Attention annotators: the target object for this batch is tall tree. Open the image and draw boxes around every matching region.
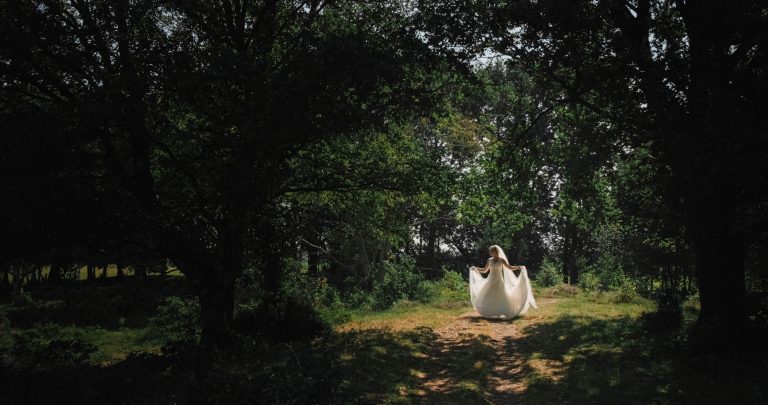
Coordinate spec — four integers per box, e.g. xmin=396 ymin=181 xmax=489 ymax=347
xmin=1 ymin=0 xmax=451 ymax=347
xmin=419 ymin=0 xmax=768 ymax=342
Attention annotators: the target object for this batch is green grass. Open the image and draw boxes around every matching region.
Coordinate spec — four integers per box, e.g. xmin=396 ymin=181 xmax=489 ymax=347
xmin=335 ymin=299 xmax=472 ymax=331
xmin=300 ymin=291 xmax=765 ymax=404
xmin=310 ymin=292 xmax=663 ymax=404
xmin=2 ymin=286 xmax=765 ymax=404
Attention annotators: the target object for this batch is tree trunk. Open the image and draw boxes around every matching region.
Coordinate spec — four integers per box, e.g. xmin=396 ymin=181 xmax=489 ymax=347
xmin=561 ymin=230 xmax=571 ymax=284
xmin=691 ymin=225 xmax=750 ymax=344
xmin=11 ymin=264 xmax=22 ymax=294
xmin=87 ymin=264 xmax=96 ymax=281
xmin=116 ymin=262 xmax=124 ymax=279
xmin=0 ymin=268 xmax=9 ymax=288
xmin=357 ymin=232 xmax=372 ymax=286
xmin=308 ymin=247 xmax=320 ymax=275
xmin=197 ymin=272 xmax=237 ymax=349
xmin=426 ymin=221 xmax=437 ymax=270
xmin=48 ymin=263 xmax=62 ymax=282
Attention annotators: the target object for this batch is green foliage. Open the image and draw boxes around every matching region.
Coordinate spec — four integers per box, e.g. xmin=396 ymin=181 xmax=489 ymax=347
xmin=146 ymin=296 xmax=201 ymax=345
xmin=234 ymin=295 xmax=330 ymax=342
xmin=417 ymin=269 xmax=469 ymax=304
xmin=280 ymin=259 xmax=336 ymax=308
xmin=234 ymin=261 xmax=331 ymax=341
xmin=317 ymin=294 xmax=353 ymax=325
xmin=611 ymin=282 xmax=641 ymax=304
xmin=578 ymin=271 xmax=601 ymax=293
xmin=580 ymin=254 xmax=635 ymax=292
xmin=11 ymin=290 xmax=34 ymax=307
xmin=2 ymin=324 xmax=96 ymax=373
xmin=641 ymin=288 xmax=685 ymax=336
xmin=535 ymin=258 xmax=562 ymax=288
xmin=343 ymin=287 xmax=376 ymax=309
xmin=371 ymin=255 xmax=425 ymax=310
xmin=541 ymin=283 xmax=581 ymax=298
xmin=6 ymin=298 xmax=66 ymax=328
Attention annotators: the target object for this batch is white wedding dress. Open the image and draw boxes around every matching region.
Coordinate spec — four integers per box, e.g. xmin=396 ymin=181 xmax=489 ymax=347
xmin=469 ymin=258 xmax=538 ymax=318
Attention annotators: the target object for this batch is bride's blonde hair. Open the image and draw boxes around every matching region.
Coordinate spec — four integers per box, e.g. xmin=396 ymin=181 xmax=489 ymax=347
xmin=488 ymin=245 xmax=509 ymax=264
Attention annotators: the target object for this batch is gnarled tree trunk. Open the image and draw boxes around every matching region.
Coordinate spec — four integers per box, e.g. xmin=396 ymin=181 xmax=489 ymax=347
xmin=691 ymin=222 xmax=750 ymax=343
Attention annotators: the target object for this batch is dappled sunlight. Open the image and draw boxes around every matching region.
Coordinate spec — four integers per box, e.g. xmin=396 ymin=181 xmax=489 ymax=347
xmin=307 ymin=295 xmax=755 ymax=404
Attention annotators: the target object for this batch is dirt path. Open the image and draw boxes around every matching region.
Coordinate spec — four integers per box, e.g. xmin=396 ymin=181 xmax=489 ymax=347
xmin=419 ymin=298 xmax=560 ymax=404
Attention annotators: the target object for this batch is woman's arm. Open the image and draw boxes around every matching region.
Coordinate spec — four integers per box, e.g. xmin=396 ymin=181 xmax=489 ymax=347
xmin=500 ymin=258 xmax=521 ymax=271
xmin=474 ymin=258 xmax=491 ymax=273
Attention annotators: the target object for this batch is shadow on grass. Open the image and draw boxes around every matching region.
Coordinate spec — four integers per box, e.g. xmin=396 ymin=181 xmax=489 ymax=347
xmin=2 ymin=310 xmax=766 ymax=404
xmin=314 ymin=314 xmax=767 ymax=404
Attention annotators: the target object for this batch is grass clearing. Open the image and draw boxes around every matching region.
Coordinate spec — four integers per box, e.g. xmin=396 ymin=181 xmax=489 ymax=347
xmin=2 ymin=284 xmax=765 ymax=404
xmin=336 ymin=299 xmax=473 ymax=332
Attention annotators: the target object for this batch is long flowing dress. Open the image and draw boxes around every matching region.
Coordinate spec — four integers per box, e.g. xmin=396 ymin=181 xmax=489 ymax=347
xmin=469 ymin=259 xmax=538 ymax=318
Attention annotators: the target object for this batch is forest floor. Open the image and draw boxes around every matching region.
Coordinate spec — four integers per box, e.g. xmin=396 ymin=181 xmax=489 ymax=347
xmin=2 ymin=281 xmax=766 ymax=404
xmin=327 ymin=290 xmax=767 ymax=404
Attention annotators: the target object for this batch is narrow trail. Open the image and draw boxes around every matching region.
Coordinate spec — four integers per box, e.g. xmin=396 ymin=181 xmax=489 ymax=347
xmin=418 ymin=298 xmax=560 ymax=404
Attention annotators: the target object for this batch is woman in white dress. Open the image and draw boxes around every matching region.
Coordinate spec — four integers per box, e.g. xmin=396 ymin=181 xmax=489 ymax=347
xmin=469 ymin=245 xmax=538 ymax=318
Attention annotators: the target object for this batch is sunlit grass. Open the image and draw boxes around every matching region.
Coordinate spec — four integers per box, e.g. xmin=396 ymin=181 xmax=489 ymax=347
xmin=2 ymin=285 xmax=764 ymax=404
xmin=336 ymin=299 xmax=473 ymax=332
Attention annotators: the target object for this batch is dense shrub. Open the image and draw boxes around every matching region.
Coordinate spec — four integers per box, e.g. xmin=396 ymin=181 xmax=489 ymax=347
xmin=146 ymin=296 xmax=201 ymax=345
xmin=6 ymin=299 xmax=66 ymax=328
xmin=578 ymin=271 xmax=601 ymax=292
xmin=317 ymin=294 xmax=353 ymax=325
xmin=232 ymin=259 xmax=332 ymax=341
xmin=580 ymin=254 xmax=636 ymax=294
xmin=3 ymin=324 xmax=96 ymax=372
xmin=371 ymin=255 xmax=425 ymax=309
xmin=534 ymin=258 xmax=562 ymax=288
xmin=642 ymin=288 xmax=684 ymax=334
xmin=234 ymin=295 xmax=330 ymax=341
xmin=747 ymin=291 xmax=768 ymax=330
xmin=280 ymin=264 xmax=335 ymax=308
xmin=610 ymin=281 xmax=642 ymax=303
xmin=0 ymin=311 xmax=11 ymax=349
xmin=543 ymin=283 xmax=581 ymax=297
xmin=11 ymin=290 xmax=34 ymax=306
xmin=344 ymin=287 xmax=375 ymax=309
xmin=418 ymin=269 xmax=467 ymax=304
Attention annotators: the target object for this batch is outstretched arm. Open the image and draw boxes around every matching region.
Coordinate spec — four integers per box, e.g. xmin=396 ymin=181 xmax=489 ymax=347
xmin=500 ymin=258 xmax=521 ymax=271
xmin=474 ymin=258 xmax=491 ymax=273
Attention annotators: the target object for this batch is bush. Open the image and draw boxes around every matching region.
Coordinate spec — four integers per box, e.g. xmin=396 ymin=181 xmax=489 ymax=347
xmin=234 ymin=259 xmax=332 ymax=341
xmin=578 ymin=271 xmax=601 ymax=292
xmin=317 ymin=295 xmax=353 ymax=325
xmin=146 ymin=296 xmax=201 ymax=345
xmin=543 ymin=283 xmax=581 ymax=297
xmin=371 ymin=254 xmax=424 ymax=310
xmin=234 ymin=294 xmax=330 ymax=341
xmin=610 ymin=280 xmax=641 ymax=303
xmin=642 ymin=288 xmax=684 ymax=334
xmin=580 ymin=254 xmax=636 ymax=293
xmin=12 ymin=290 xmax=34 ymax=307
xmin=6 ymin=299 xmax=66 ymax=328
xmin=344 ymin=287 xmax=375 ymax=309
xmin=535 ymin=258 xmax=562 ymax=288
xmin=418 ymin=269 xmax=468 ymax=304
xmin=3 ymin=324 xmax=96 ymax=372
xmin=280 ymin=267 xmax=335 ymax=308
